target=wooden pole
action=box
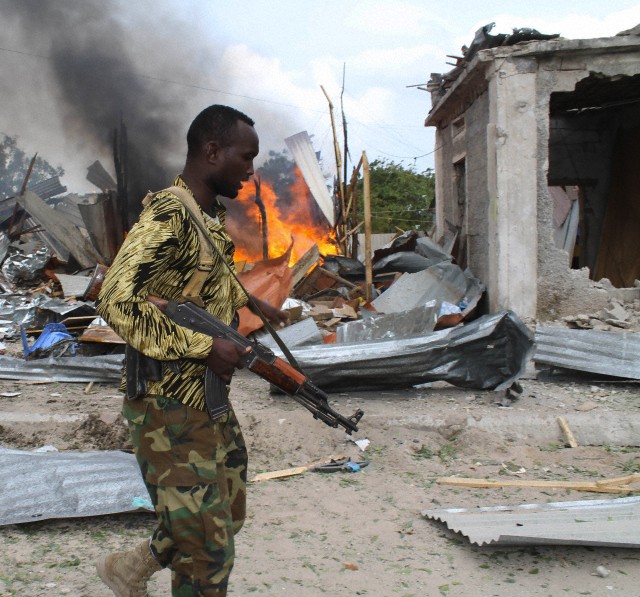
[344,156,364,259]
[362,151,373,302]
[253,177,269,260]
[321,85,347,253]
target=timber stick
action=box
[317,267,359,289]
[362,151,372,302]
[557,416,579,448]
[251,455,347,482]
[437,476,633,494]
[320,85,346,251]
[595,473,640,487]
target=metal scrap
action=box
[534,327,640,380]
[277,310,533,392]
[0,447,151,526]
[0,354,122,383]
[423,496,640,547]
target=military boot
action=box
[96,539,162,597]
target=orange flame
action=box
[225,167,337,266]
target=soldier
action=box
[96,104,288,596]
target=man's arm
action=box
[96,200,213,361]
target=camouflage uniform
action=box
[123,396,246,595]
[97,177,248,595]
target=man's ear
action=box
[204,141,222,164]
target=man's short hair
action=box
[186,105,255,155]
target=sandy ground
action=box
[0,356,639,596]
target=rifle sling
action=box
[156,186,301,371]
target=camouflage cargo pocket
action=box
[124,395,224,487]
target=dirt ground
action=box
[0,351,639,596]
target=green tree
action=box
[0,133,64,198]
[356,159,435,233]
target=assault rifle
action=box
[148,296,363,434]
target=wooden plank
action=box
[436,476,634,494]
[362,152,372,301]
[251,454,347,482]
[291,244,320,288]
[79,326,125,344]
[557,416,579,448]
[18,191,102,269]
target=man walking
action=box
[96,104,288,596]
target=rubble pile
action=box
[0,177,638,388]
[561,289,640,332]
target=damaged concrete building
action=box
[425,23,640,319]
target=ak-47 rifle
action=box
[148,296,364,435]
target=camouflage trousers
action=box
[122,394,247,596]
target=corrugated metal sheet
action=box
[370,260,483,315]
[423,496,640,547]
[0,448,151,526]
[533,327,640,380]
[279,310,532,392]
[0,354,122,383]
[284,131,334,226]
[357,233,396,261]
[28,177,67,200]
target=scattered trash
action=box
[594,566,611,578]
[343,563,359,571]
[350,438,370,452]
[557,416,579,448]
[21,322,76,359]
[250,455,349,482]
[312,457,368,473]
[576,401,599,412]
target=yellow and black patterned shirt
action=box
[96,176,248,410]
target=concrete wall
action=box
[428,36,640,320]
[463,91,491,287]
[486,56,539,317]
[534,51,640,318]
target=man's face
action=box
[209,121,259,199]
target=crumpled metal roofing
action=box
[423,496,640,547]
[283,310,533,392]
[533,327,640,380]
[0,448,151,526]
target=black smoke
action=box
[3,0,188,206]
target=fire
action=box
[225,166,337,266]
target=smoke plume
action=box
[2,0,289,203]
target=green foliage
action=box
[0,133,64,199]
[356,159,435,233]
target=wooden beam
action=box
[557,416,579,448]
[437,475,640,494]
[362,151,372,301]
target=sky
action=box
[2,0,640,193]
